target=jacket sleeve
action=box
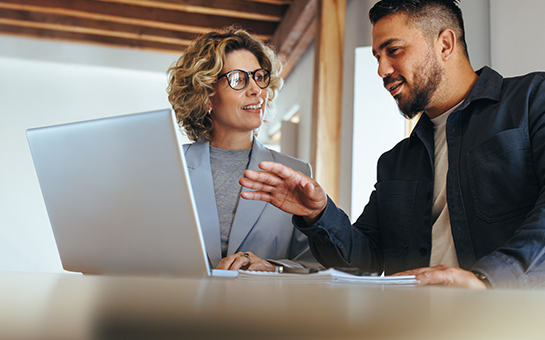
[293,195,383,273]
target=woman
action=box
[167,26,316,272]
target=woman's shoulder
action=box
[183,140,206,152]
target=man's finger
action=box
[240,190,273,202]
[414,270,455,286]
[239,176,278,192]
[242,169,284,187]
[391,265,449,277]
[258,161,300,180]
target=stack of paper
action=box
[237,268,417,286]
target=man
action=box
[240,0,545,289]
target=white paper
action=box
[237,268,417,286]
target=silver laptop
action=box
[27,109,233,277]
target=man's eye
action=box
[388,48,400,55]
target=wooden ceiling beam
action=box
[95,0,288,22]
[270,0,317,79]
[0,8,199,45]
[270,0,315,55]
[0,0,311,79]
[0,23,186,53]
[246,0,292,4]
[279,16,316,79]
[0,0,277,37]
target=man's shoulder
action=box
[470,67,545,106]
[476,67,545,89]
[377,136,414,164]
[498,71,545,103]
[504,70,545,83]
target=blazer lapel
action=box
[227,138,271,255]
[184,142,223,267]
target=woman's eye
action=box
[230,74,242,86]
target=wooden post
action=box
[311,0,345,203]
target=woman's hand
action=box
[216,251,276,271]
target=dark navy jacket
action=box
[295,67,545,289]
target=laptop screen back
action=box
[27,109,210,277]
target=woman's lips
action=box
[242,103,262,110]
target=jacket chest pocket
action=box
[466,128,538,223]
[376,181,417,257]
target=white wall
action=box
[459,0,491,71]
[270,41,315,163]
[339,0,377,215]
[490,0,545,76]
[0,35,179,272]
[351,47,405,220]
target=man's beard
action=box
[386,51,444,120]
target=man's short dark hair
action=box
[369,0,469,59]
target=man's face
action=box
[372,13,444,119]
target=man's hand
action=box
[393,265,488,289]
[239,161,328,225]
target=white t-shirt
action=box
[429,102,463,267]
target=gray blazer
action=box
[184,138,317,268]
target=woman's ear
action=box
[437,28,456,61]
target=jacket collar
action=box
[184,136,273,263]
[458,66,503,111]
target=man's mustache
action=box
[383,75,405,89]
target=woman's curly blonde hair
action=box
[167,25,283,142]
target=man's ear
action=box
[437,28,456,61]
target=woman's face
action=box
[209,49,268,142]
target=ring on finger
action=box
[243,252,251,263]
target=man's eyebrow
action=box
[372,39,402,57]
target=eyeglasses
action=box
[217,68,271,90]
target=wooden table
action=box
[1,271,544,339]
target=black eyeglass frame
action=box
[217,68,271,91]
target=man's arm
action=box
[240,161,383,272]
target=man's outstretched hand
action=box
[239,161,328,225]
